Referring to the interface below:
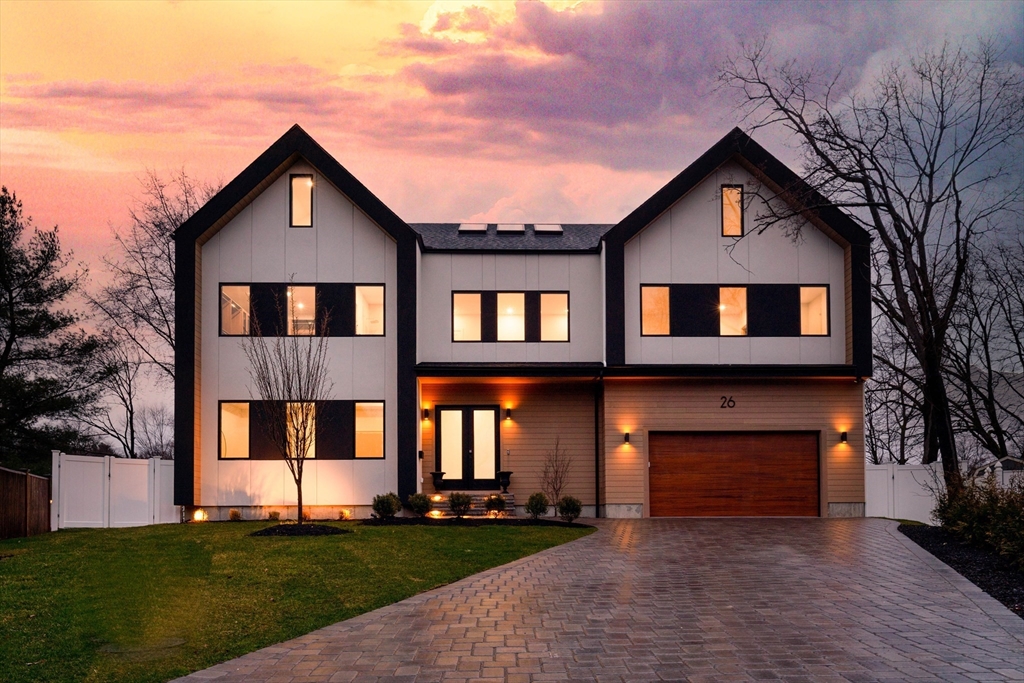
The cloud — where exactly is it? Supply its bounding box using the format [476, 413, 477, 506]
[0, 128, 130, 173]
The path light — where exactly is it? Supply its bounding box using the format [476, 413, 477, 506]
[840, 431, 848, 444]
[193, 508, 208, 522]
[432, 494, 442, 502]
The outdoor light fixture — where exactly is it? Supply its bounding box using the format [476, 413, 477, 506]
[624, 431, 630, 443]
[422, 408, 430, 420]
[432, 494, 442, 502]
[505, 408, 512, 420]
[192, 508, 208, 522]
[840, 431, 848, 444]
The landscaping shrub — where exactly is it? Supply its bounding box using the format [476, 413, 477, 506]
[556, 496, 583, 523]
[934, 474, 1024, 571]
[371, 492, 402, 519]
[229, 508, 242, 521]
[448, 492, 473, 518]
[525, 492, 549, 519]
[407, 492, 432, 517]
[267, 510, 280, 521]
[484, 494, 506, 515]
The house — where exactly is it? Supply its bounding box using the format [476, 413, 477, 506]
[173, 125, 871, 519]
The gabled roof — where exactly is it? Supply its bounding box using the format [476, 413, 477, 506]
[173, 124, 417, 246]
[411, 223, 613, 252]
[605, 127, 870, 249]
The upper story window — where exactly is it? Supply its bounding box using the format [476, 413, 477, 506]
[641, 286, 670, 336]
[721, 185, 743, 236]
[540, 293, 569, 342]
[290, 174, 313, 227]
[453, 293, 482, 341]
[452, 291, 569, 343]
[355, 286, 385, 336]
[220, 285, 250, 336]
[719, 287, 747, 336]
[287, 286, 316, 336]
[800, 286, 829, 335]
[497, 292, 525, 341]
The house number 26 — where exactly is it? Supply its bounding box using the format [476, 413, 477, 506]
[720, 396, 736, 409]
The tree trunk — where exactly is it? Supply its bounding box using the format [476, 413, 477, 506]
[296, 477, 303, 525]
[921, 350, 963, 497]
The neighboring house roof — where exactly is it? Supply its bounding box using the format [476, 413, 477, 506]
[411, 223, 614, 253]
[998, 456, 1024, 471]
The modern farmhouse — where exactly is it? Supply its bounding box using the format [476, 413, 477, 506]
[173, 125, 871, 519]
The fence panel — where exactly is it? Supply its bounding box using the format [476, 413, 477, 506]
[58, 454, 108, 528]
[152, 460, 179, 523]
[893, 464, 941, 524]
[109, 458, 151, 527]
[1, 468, 51, 540]
[864, 465, 894, 519]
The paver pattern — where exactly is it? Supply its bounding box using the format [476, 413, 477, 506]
[175, 519, 1024, 682]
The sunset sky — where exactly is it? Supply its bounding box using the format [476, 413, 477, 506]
[1, 0, 1022, 273]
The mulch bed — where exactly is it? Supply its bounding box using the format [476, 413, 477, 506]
[899, 524, 1024, 619]
[250, 524, 352, 537]
[361, 517, 589, 528]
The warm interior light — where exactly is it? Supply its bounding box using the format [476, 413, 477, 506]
[305, 178, 313, 188]
[719, 304, 727, 311]
[192, 508, 208, 522]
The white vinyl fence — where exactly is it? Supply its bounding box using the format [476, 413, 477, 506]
[50, 451, 180, 530]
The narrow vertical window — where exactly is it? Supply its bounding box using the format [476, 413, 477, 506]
[722, 185, 743, 236]
[452, 293, 481, 341]
[641, 286, 670, 335]
[355, 402, 384, 458]
[496, 292, 525, 341]
[800, 286, 829, 335]
[287, 402, 316, 459]
[220, 285, 250, 336]
[355, 285, 384, 336]
[287, 285, 316, 336]
[220, 402, 250, 459]
[290, 174, 313, 227]
[540, 293, 569, 341]
[719, 287, 747, 336]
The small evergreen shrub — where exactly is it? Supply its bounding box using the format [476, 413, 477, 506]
[525, 492, 549, 520]
[267, 510, 280, 521]
[407, 492, 433, 517]
[448, 492, 473, 518]
[484, 494, 506, 515]
[372, 492, 402, 519]
[557, 496, 583, 523]
[934, 474, 1024, 571]
[229, 508, 242, 521]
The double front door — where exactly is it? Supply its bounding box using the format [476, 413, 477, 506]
[435, 406, 500, 489]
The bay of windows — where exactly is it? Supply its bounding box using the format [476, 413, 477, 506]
[452, 291, 569, 342]
[219, 283, 384, 337]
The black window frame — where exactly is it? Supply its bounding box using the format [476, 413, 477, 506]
[353, 284, 387, 337]
[717, 285, 749, 337]
[289, 173, 314, 228]
[353, 400, 387, 460]
[799, 284, 831, 337]
[451, 291, 484, 343]
[285, 284, 318, 337]
[537, 291, 571, 343]
[219, 283, 252, 337]
[217, 400, 252, 460]
[451, 290, 570, 343]
[721, 184, 744, 237]
[640, 284, 672, 337]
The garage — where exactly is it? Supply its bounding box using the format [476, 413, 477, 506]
[648, 432, 820, 517]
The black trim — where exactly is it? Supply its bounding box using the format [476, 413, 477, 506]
[417, 362, 605, 378]
[433, 405, 501, 490]
[747, 284, 799, 337]
[603, 364, 860, 378]
[481, 291, 497, 343]
[721, 184, 745, 236]
[317, 400, 354, 460]
[354, 401, 387, 460]
[396, 235, 418, 500]
[289, 174, 314, 228]
[673, 284, 719, 337]
[251, 283, 286, 337]
[319, 283, 355, 337]
[217, 401, 252, 459]
[250, 401, 282, 460]
[525, 291, 541, 342]
[453, 290, 570, 343]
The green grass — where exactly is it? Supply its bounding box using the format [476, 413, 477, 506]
[0, 521, 593, 683]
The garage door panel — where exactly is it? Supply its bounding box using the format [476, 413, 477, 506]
[650, 432, 819, 517]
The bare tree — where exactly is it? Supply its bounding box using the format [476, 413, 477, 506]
[866, 322, 925, 465]
[80, 334, 143, 458]
[241, 296, 333, 523]
[721, 39, 1024, 495]
[541, 437, 574, 507]
[90, 170, 218, 381]
[137, 405, 174, 459]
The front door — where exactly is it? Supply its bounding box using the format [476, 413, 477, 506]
[436, 406, 500, 490]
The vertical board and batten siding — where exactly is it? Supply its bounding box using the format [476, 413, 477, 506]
[417, 253, 604, 363]
[199, 161, 398, 507]
[419, 382, 597, 505]
[623, 161, 847, 366]
[602, 379, 864, 516]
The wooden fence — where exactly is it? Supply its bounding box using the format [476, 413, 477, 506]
[0, 467, 51, 540]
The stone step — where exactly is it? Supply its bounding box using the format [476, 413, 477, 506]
[430, 492, 516, 517]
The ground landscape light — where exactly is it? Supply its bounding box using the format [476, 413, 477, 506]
[193, 508, 208, 522]
[432, 494, 442, 502]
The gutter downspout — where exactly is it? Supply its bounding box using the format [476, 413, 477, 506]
[593, 374, 603, 518]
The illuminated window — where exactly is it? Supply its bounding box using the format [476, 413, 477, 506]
[220, 403, 249, 459]
[287, 286, 316, 336]
[286, 402, 315, 459]
[497, 292, 525, 341]
[641, 286, 670, 335]
[540, 293, 569, 341]
[722, 185, 743, 236]
[220, 285, 250, 336]
[355, 402, 384, 458]
[452, 293, 481, 341]
[291, 175, 313, 227]
[355, 285, 384, 336]
[801, 286, 829, 335]
[719, 287, 747, 336]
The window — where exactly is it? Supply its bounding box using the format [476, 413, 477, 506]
[497, 292, 525, 341]
[453, 293, 481, 341]
[540, 293, 569, 341]
[641, 286, 670, 335]
[355, 402, 384, 458]
[290, 174, 313, 227]
[220, 402, 250, 459]
[220, 285, 250, 336]
[287, 286, 316, 336]
[801, 286, 829, 335]
[722, 185, 743, 236]
[719, 287, 747, 336]
[286, 402, 315, 459]
[355, 285, 384, 336]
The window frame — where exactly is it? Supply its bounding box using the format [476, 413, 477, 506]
[538, 290, 571, 343]
[799, 284, 831, 337]
[353, 284, 386, 337]
[721, 184, 745, 237]
[450, 290, 570, 343]
[289, 173, 314, 228]
[718, 285, 749, 337]
[640, 284, 672, 337]
[354, 400, 386, 459]
[451, 291, 483, 343]
[495, 291, 527, 342]
[218, 400, 251, 460]
[219, 283, 252, 337]
[285, 284, 318, 337]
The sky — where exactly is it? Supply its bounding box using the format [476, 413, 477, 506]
[1, 0, 1022, 276]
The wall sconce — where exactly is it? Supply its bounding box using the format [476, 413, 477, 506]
[624, 431, 630, 444]
[422, 408, 430, 420]
[505, 408, 512, 420]
[840, 431, 848, 444]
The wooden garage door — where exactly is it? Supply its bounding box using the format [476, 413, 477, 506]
[649, 432, 819, 517]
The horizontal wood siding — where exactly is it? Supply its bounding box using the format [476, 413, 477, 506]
[420, 382, 596, 504]
[603, 378, 864, 513]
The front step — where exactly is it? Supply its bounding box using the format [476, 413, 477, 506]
[429, 492, 516, 517]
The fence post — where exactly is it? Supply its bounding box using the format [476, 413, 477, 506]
[51, 451, 59, 531]
[24, 469, 31, 537]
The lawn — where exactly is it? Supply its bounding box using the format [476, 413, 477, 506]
[0, 521, 593, 683]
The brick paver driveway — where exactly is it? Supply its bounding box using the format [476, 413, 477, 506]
[176, 519, 1023, 682]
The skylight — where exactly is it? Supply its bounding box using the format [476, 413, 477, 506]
[497, 223, 525, 233]
[533, 224, 563, 234]
[458, 223, 487, 233]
